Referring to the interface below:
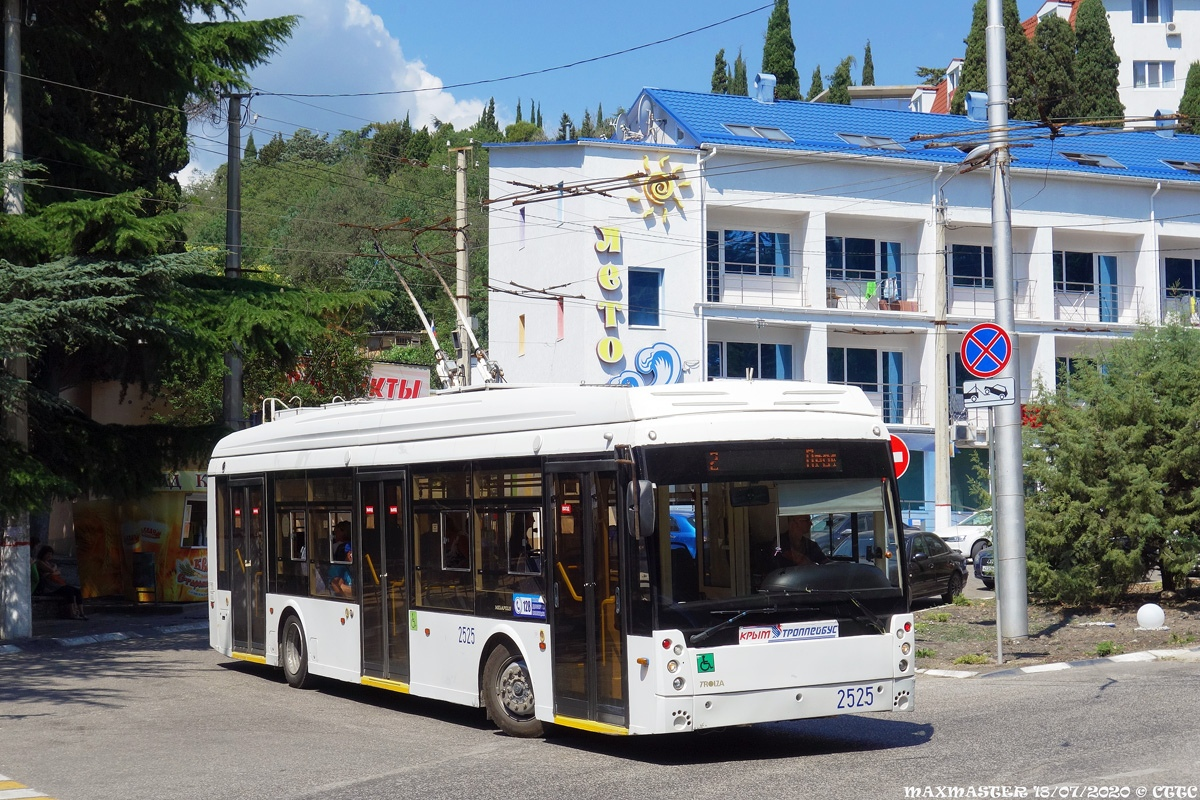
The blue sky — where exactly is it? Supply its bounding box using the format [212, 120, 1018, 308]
[185, 0, 1048, 177]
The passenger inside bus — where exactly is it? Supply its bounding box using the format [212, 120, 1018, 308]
[444, 516, 469, 569]
[328, 521, 354, 598]
[773, 515, 829, 569]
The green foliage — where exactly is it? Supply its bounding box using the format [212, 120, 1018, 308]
[515, 100, 523, 124]
[506, 121, 546, 143]
[1024, 323, 1200, 603]
[806, 65, 824, 101]
[1179, 62, 1200, 133]
[915, 66, 944, 86]
[244, 134, 258, 161]
[557, 113, 574, 141]
[761, 0, 800, 101]
[1094, 641, 1122, 657]
[826, 57, 855, 105]
[1030, 14, 1078, 122]
[953, 653, 989, 665]
[1074, 0, 1124, 125]
[712, 49, 730, 94]
[952, 594, 972, 607]
[579, 110, 595, 138]
[915, 648, 936, 659]
[931, 612, 951, 623]
[862, 40, 875, 86]
[731, 49, 749, 96]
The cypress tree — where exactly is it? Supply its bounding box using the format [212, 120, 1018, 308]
[807, 64, 824, 100]
[1030, 14, 1078, 123]
[951, 0, 1036, 120]
[1075, 0, 1125, 125]
[1179, 62, 1200, 133]
[536, 104, 543, 130]
[761, 0, 801, 100]
[731, 49, 749, 96]
[243, 133, 257, 161]
[862, 41, 875, 86]
[712, 48, 730, 94]
[516, 99, 522, 123]
[827, 56, 855, 105]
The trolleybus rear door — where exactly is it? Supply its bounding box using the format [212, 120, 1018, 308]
[547, 463, 627, 730]
[357, 472, 410, 684]
[228, 479, 266, 656]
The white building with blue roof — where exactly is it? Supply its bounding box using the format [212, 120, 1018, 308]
[486, 83, 1200, 522]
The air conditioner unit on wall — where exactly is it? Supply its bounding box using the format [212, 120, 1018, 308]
[953, 423, 974, 443]
[1167, 20, 1180, 34]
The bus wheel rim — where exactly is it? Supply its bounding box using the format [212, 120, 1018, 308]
[497, 659, 535, 718]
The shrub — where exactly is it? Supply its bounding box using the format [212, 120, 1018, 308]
[953, 653, 989, 665]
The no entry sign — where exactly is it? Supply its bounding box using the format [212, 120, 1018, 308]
[890, 434, 910, 479]
[960, 323, 1012, 379]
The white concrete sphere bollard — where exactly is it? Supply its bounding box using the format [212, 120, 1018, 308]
[1137, 602, 1165, 629]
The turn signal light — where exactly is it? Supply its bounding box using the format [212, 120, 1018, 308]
[662, 638, 673, 650]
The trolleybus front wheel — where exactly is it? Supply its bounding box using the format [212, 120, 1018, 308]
[282, 615, 312, 689]
[482, 643, 542, 738]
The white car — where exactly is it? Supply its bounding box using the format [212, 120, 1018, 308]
[937, 509, 992, 561]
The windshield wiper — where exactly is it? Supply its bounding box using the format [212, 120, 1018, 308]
[691, 608, 771, 646]
[759, 586, 889, 635]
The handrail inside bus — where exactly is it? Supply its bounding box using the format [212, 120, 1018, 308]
[555, 561, 583, 602]
[365, 553, 380, 585]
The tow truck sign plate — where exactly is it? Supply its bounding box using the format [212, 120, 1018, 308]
[962, 377, 1016, 409]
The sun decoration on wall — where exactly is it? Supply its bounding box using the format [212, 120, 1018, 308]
[627, 154, 690, 225]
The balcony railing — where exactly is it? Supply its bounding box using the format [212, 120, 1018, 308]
[718, 270, 804, 307]
[947, 280, 1038, 319]
[833, 381, 928, 426]
[1054, 282, 1143, 324]
[825, 275, 924, 313]
[1161, 294, 1200, 325]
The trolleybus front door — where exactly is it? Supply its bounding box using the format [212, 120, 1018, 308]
[358, 473, 409, 684]
[548, 465, 627, 729]
[228, 479, 266, 656]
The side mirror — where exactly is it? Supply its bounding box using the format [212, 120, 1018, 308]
[626, 480, 656, 538]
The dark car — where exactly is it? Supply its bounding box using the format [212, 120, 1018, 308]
[974, 547, 995, 590]
[834, 530, 967, 604]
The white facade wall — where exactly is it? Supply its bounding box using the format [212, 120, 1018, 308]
[488, 137, 1200, 523]
[1105, 0, 1200, 122]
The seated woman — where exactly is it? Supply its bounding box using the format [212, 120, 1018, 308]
[35, 546, 87, 619]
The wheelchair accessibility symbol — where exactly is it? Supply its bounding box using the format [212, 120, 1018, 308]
[696, 653, 716, 673]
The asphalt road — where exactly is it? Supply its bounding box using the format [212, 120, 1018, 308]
[3, 628, 1199, 800]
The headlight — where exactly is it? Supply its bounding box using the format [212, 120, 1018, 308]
[943, 535, 964, 542]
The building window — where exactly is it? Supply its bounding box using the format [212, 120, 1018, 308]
[1133, 0, 1173, 23]
[827, 347, 879, 393]
[628, 269, 662, 327]
[1134, 61, 1175, 89]
[1053, 251, 1096, 293]
[1061, 152, 1126, 169]
[950, 244, 994, 288]
[721, 123, 793, 142]
[837, 133, 905, 151]
[1165, 258, 1200, 296]
[714, 229, 792, 277]
[706, 231, 721, 302]
[708, 341, 793, 380]
[826, 237, 900, 283]
[1163, 160, 1200, 174]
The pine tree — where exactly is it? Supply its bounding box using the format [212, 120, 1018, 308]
[1179, 62, 1200, 133]
[712, 48, 730, 94]
[826, 56, 855, 105]
[556, 112, 574, 140]
[516, 99, 523, 123]
[761, 0, 801, 100]
[1030, 14, 1078, 123]
[862, 40, 875, 86]
[807, 65, 824, 100]
[579, 109, 595, 138]
[1074, 0, 1125, 125]
[244, 133, 257, 161]
[915, 65, 945, 86]
[731, 49, 749, 96]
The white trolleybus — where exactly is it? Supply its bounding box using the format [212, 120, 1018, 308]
[207, 381, 916, 737]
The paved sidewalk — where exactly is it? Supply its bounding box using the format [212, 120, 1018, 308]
[0, 598, 208, 655]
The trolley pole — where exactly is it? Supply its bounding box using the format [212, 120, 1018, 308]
[986, 0, 1029, 638]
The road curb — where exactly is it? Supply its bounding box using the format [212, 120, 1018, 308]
[918, 644, 1200, 678]
[0, 620, 207, 654]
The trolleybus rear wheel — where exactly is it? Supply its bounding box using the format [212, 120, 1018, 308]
[483, 643, 542, 738]
[282, 615, 311, 689]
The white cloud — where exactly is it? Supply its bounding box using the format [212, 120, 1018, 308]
[185, 0, 483, 172]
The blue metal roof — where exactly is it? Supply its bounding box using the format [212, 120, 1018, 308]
[638, 87, 1200, 185]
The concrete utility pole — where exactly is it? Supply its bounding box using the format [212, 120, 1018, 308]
[986, 0, 1029, 638]
[454, 146, 471, 384]
[933, 192, 952, 534]
[223, 93, 246, 429]
[2, 0, 31, 640]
